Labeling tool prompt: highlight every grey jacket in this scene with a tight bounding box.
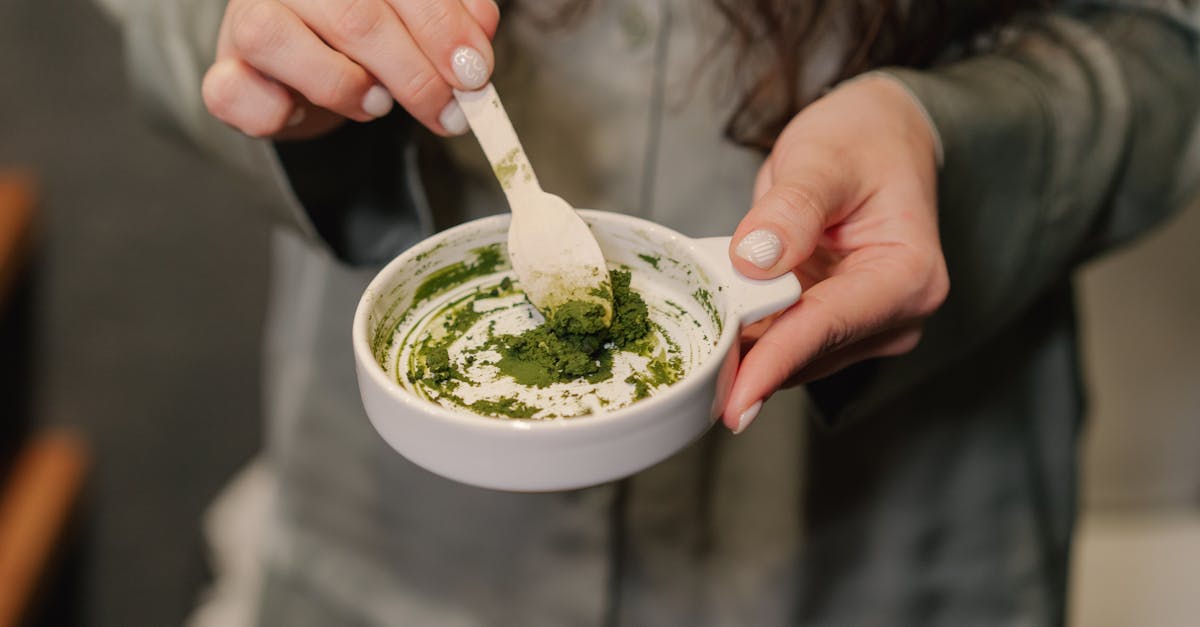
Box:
[115,0,1200,625]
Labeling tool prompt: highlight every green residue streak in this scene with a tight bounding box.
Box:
[693,287,723,337]
[412,244,504,305]
[406,290,491,385]
[492,148,521,190]
[467,396,540,419]
[624,323,683,402]
[637,253,661,270]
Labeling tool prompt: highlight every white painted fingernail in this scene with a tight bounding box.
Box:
[361,85,393,118]
[286,107,306,127]
[733,400,763,435]
[438,100,469,135]
[735,229,783,269]
[451,45,489,90]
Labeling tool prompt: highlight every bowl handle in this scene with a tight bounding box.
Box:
[692,237,802,325]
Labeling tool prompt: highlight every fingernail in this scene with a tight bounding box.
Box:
[733,400,763,435]
[451,45,489,90]
[735,229,783,269]
[438,100,469,135]
[361,84,393,118]
[286,107,306,127]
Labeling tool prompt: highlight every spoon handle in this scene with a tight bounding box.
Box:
[454,85,542,201]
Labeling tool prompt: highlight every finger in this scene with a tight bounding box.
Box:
[751,154,773,202]
[289,0,463,133]
[729,149,859,279]
[461,0,501,39]
[723,325,922,434]
[722,249,924,432]
[784,324,923,387]
[274,98,355,140]
[228,0,388,122]
[202,58,297,137]
[386,0,495,90]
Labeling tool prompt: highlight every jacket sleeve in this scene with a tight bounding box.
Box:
[809,3,1200,426]
[116,0,433,264]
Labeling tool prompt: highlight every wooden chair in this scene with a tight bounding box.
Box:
[0,172,90,627]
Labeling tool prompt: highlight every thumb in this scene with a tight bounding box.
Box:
[729,152,854,279]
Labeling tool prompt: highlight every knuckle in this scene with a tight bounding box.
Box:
[892,248,949,320]
[821,317,854,356]
[397,68,442,109]
[231,1,287,56]
[763,181,828,246]
[806,293,854,355]
[754,336,804,384]
[880,329,923,357]
[916,257,950,317]
[469,0,501,35]
[409,0,456,39]
[201,64,287,137]
[201,68,237,118]
[308,68,361,111]
[770,181,825,222]
[241,115,283,138]
[928,264,950,311]
[330,0,386,42]
[247,103,291,137]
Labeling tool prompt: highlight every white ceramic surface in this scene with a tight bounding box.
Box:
[352,210,801,492]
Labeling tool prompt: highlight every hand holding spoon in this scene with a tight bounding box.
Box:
[454,85,613,328]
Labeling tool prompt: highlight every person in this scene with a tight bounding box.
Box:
[106,0,1198,624]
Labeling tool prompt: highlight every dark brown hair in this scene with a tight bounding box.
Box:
[712,0,1054,149]
[505,0,1054,149]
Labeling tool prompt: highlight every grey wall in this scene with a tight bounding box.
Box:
[1078,201,1200,510]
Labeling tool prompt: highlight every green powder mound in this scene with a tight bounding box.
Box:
[547,299,609,336]
[607,270,651,346]
[423,346,454,383]
[492,269,650,387]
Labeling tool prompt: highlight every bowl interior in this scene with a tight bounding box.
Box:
[359,211,732,421]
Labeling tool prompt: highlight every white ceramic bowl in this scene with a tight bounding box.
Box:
[353,210,800,491]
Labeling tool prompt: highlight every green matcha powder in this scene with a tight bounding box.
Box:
[407,268,684,419]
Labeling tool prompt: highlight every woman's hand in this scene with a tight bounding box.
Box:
[723,75,949,433]
[201,0,500,140]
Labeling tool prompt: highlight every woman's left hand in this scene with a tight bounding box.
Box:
[723,75,950,433]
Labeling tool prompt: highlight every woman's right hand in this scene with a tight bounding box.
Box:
[201,0,500,140]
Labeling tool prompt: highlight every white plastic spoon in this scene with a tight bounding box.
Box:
[454,85,613,327]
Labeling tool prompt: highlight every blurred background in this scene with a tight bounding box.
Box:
[1,1,268,624]
[0,1,1197,626]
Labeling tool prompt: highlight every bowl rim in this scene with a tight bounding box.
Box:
[351,209,739,433]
